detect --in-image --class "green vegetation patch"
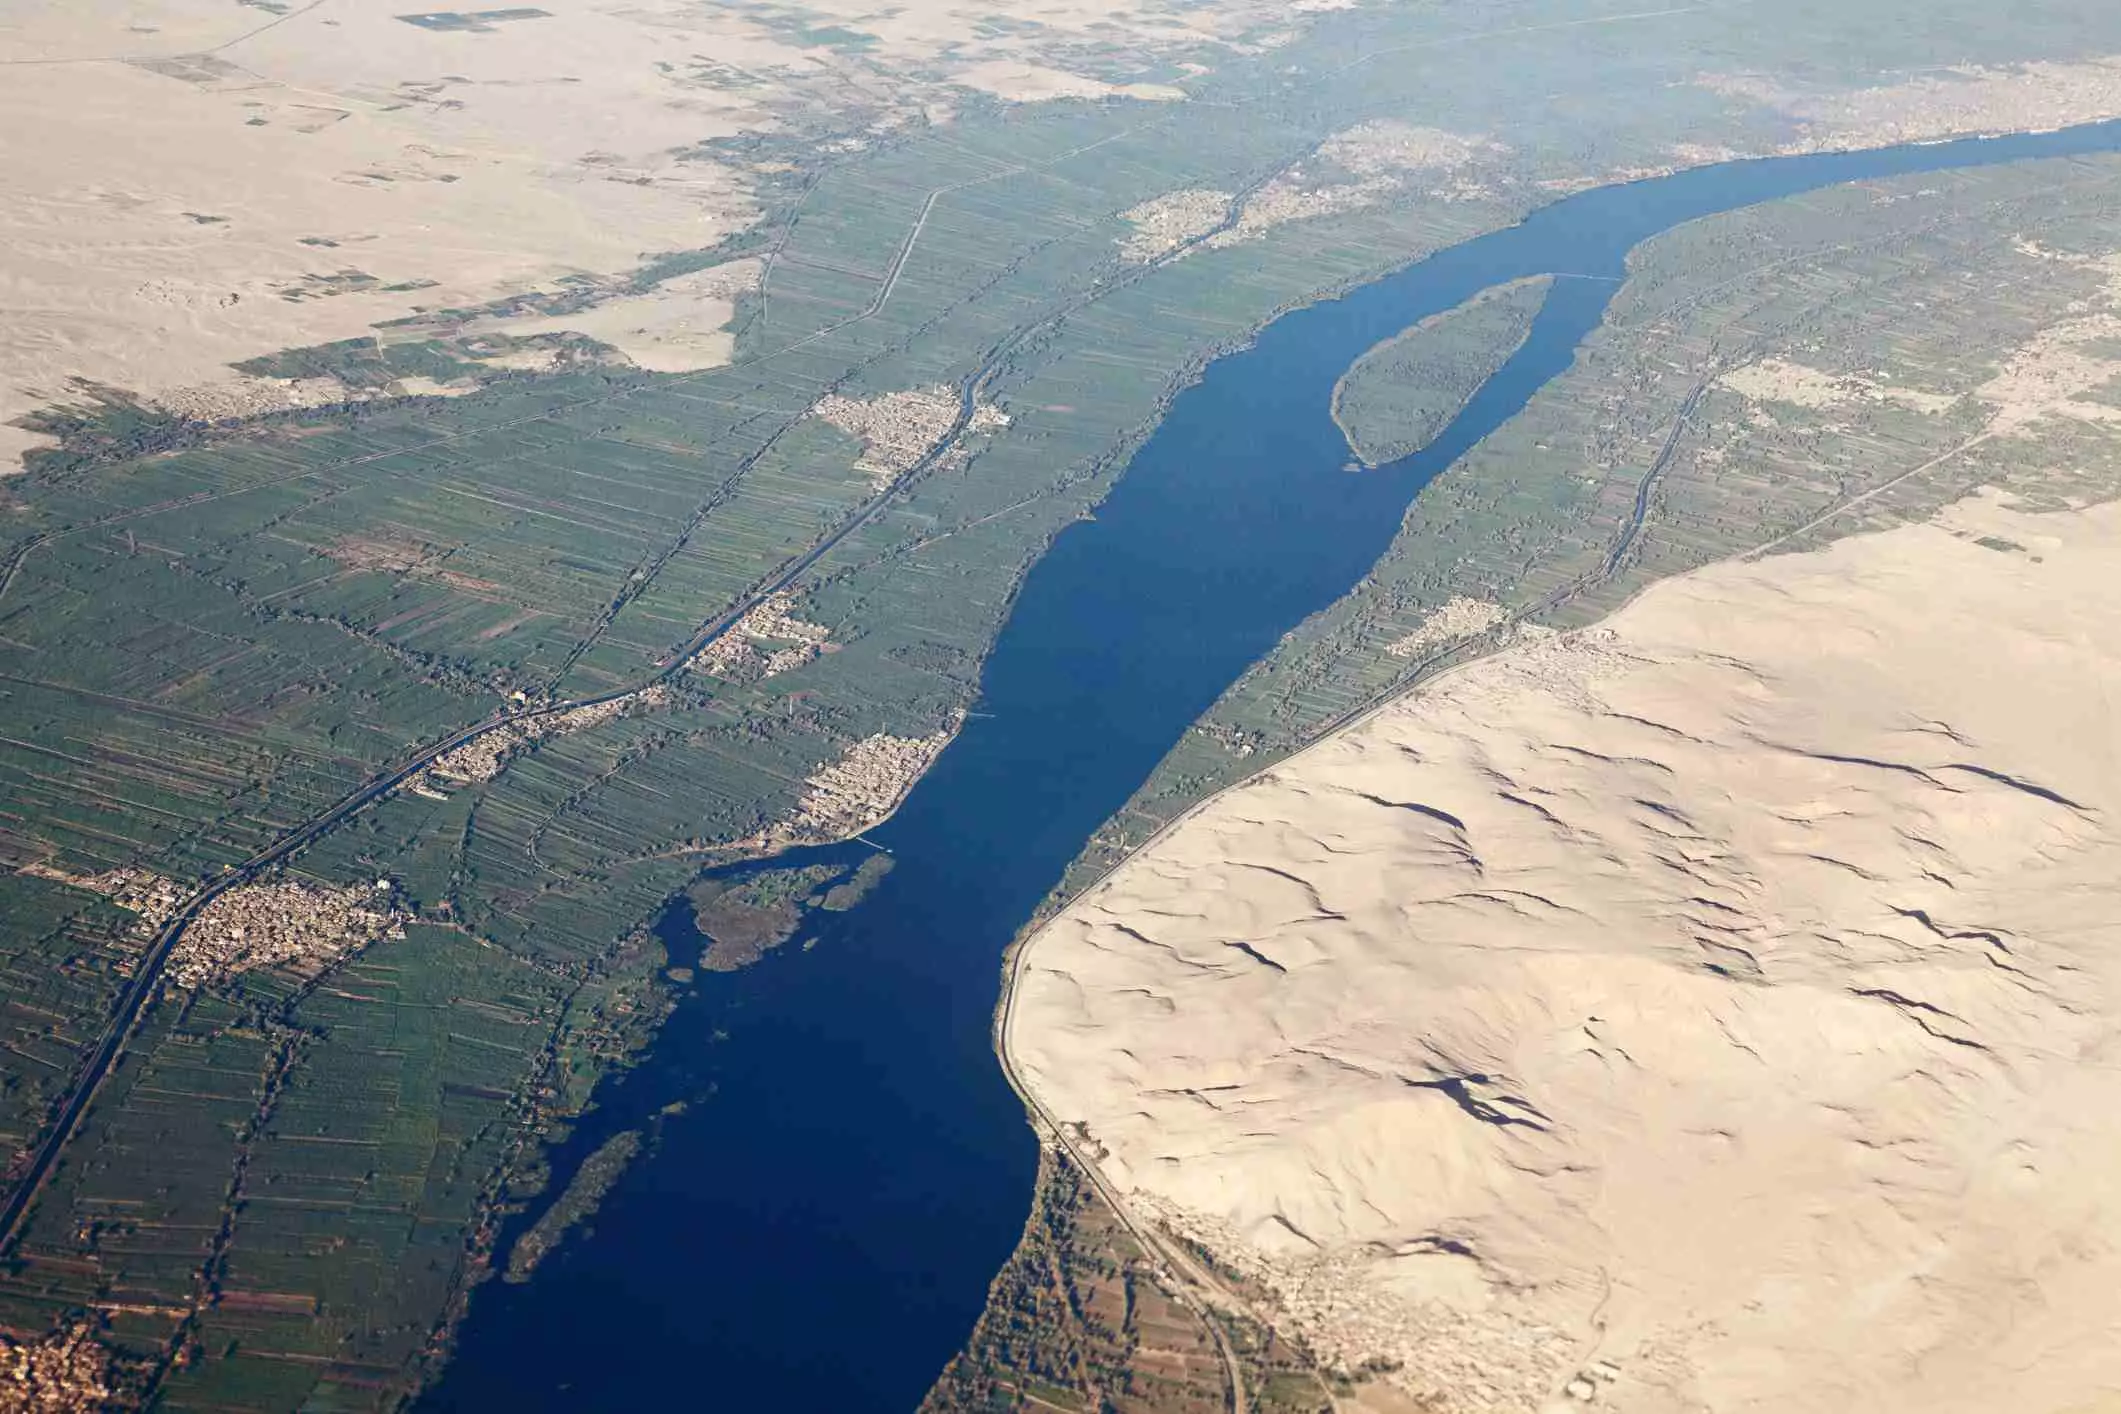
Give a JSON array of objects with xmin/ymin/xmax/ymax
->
[
  {"xmin": 1062, "ymin": 153, "xmax": 2121, "ymax": 910},
  {"xmin": 1331, "ymin": 275, "xmax": 1551, "ymax": 466},
  {"xmin": 19, "ymin": 1, "xmax": 2121, "ymax": 1402},
  {"xmin": 923, "ymin": 1147, "xmax": 1326, "ymax": 1414},
  {"xmin": 503, "ymin": 1129, "xmax": 643, "ymax": 1283},
  {"xmin": 684, "ymin": 853, "xmax": 894, "ymax": 971}
]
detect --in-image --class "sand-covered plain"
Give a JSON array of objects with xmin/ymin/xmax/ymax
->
[
  {"xmin": 17, "ymin": 3, "xmax": 2121, "ymax": 473},
  {"xmin": 473, "ymin": 258, "xmax": 763, "ymax": 372},
  {"xmin": 1011, "ymin": 488, "xmax": 2121, "ymax": 1413},
  {"xmin": 0, "ymin": 0, "xmax": 781, "ymax": 461},
  {"xmin": 0, "ymin": 0, "xmax": 1285, "ymax": 468}
]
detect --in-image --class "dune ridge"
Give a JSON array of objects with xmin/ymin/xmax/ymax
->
[{"xmin": 1011, "ymin": 488, "xmax": 2121, "ymax": 1413}]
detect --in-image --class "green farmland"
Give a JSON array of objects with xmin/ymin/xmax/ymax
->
[
  {"xmin": 1332, "ymin": 275, "xmax": 1552, "ymax": 466},
  {"xmin": 6, "ymin": 0, "xmax": 2121, "ymax": 1405},
  {"xmin": 1069, "ymin": 151, "xmax": 2121, "ymax": 904}
]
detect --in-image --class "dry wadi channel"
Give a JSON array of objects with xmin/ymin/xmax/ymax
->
[{"xmin": 1006, "ymin": 485, "xmax": 2121, "ymax": 1414}]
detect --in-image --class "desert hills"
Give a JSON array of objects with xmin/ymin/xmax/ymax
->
[{"xmin": 1012, "ymin": 488, "xmax": 2121, "ymax": 1413}]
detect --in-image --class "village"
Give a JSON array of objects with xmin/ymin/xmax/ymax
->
[
  {"xmin": 759, "ymin": 720, "xmax": 963, "ymax": 848},
  {"xmin": 166, "ymin": 879, "xmax": 410, "ymax": 988},
  {"xmin": 690, "ymin": 590, "xmax": 833, "ymax": 680},
  {"xmin": 18, "ymin": 864, "xmax": 186, "ymax": 940},
  {"xmin": 0, "ymin": 1322, "xmax": 119, "ymax": 1414},
  {"xmin": 408, "ymin": 685, "xmax": 671, "ymax": 796},
  {"xmin": 811, "ymin": 386, "xmax": 1009, "ymax": 487}
]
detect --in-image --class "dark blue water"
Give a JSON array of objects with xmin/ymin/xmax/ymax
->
[{"xmin": 422, "ymin": 120, "xmax": 2121, "ymax": 1412}]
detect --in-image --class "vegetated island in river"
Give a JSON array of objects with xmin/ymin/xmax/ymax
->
[
  {"xmin": 503, "ymin": 1129, "xmax": 645, "ymax": 1284},
  {"xmin": 1330, "ymin": 275, "xmax": 1552, "ymax": 467},
  {"xmin": 686, "ymin": 854, "xmax": 895, "ymax": 972}
]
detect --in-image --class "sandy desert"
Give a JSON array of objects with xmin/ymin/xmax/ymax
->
[
  {"xmin": 0, "ymin": 0, "xmax": 1300, "ymax": 468},
  {"xmin": 1012, "ymin": 487, "xmax": 2121, "ymax": 1412},
  {"xmin": 14, "ymin": 1, "xmax": 2121, "ymax": 474}
]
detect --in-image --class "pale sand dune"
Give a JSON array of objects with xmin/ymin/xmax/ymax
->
[
  {"xmin": 950, "ymin": 60, "xmax": 1187, "ymax": 103},
  {"xmin": 0, "ymin": 423, "xmax": 58, "ymax": 468},
  {"xmin": 0, "ymin": 1, "xmax": 769, "ymax": 462},
  {"xmin": 478, "ymin": 259, "xmax": 762, "ymax": 372},
  {"xmin": 1013, "ymin": 489, "xmax": 2121, "ymax": 1413},
  {"xmin": 0, "ymin": 0, "xmax": 1257, "ymax": 469},
  {"xmin": 1718, "ymin": 357, "xmax": 1959, "ymax": 414}
]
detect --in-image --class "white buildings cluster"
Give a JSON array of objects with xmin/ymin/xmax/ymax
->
[
  {"xmin": 0, "ymin": 1322, "xmax": 116, "ymax": 1414},
  {"xmin": 762, "ymin": 721, "xmax": 960, "ymax": 846},
  {"xmin": 408, "ymin": 685, "xmax": 670, "ymax": 796},
  {"xmin": 691, "ymin": 592, "xmax": 832, "ymax": 680},
  {"xmin": 811, "ymin": 387, "xmax": 1008, "ymax": 487},
  {"xmin": 169, "ymin": 879, "xmax": 408, "ymax": 988},
  {"xmin": 19, "ymin": 863, "xmax": 185, "ymax": 938}
]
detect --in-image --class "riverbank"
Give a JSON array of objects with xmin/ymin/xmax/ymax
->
[
  {"xmin": 975, "ymin": 127, "xmax": 2121, "ymax": 1412},
  {"xmin": 430, "ymin": 120, "xmax": 2121, "ymax": 1413},
  {"xmin": 1007, "ymin": 486, "xmax": 2121, "ymax": 1412}
]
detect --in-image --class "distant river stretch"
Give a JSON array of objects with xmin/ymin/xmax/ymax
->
[{"xmin": 422, "ymin": 118, "xmax": 2121, "ymax": 1411}]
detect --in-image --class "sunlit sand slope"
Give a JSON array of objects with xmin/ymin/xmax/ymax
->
[{"xmin": 1013, "ymin": 489, "xmax": 2121, "ymax": 1413}]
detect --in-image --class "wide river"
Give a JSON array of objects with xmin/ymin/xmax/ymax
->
[{"xmin": 423, "ymin": 119, "xmax": 2121, "ymax": 1410}]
